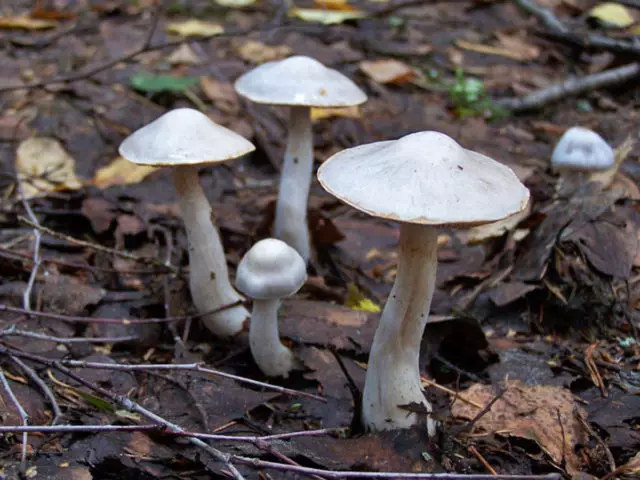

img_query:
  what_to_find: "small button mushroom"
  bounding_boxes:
[119,108,255,338]
[318,131,530,434]
[235,238,307,378]
[234,56,367,262]
[551,126,614,195]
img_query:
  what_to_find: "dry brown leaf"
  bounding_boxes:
[494,32,540,62]
[200,77,240,115]
[92,156,158,189]
[456,37,538,62]
[0,15,57,30]
[16,137,83,198]
[314,0,357,11]
[466,200,532,244]
[359,59,417,84]
[589,133,635,188]
[311,105,361,121]
[452,380,587,474]
[236,40,292,64]
[166,43,202,65]
[165,19,224,37]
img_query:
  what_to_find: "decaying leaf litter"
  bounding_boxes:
[0,0,638,477]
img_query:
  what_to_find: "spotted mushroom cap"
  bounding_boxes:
[234,56,367,108]
[236,238,307,300]
[119,108,255,167]
[317,131,530,227]
[551,126,614,172]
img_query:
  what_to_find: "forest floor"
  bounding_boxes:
[0,0,639,478]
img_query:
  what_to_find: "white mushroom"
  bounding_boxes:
[119,108,255,338]
[235,238,307,378]
[234,56,367,262]
[318,131,530,433]
[551,126,614,195]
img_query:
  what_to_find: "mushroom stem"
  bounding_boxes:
[273,105,313,262]
[362,223,438,434]
[173,165,248,337]
[249,299,296,378]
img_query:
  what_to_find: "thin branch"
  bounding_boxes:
[1,346,326,402]
[18,216,178,272]
[0,369,29,473]
[9,356,62,425]
[514,0,568,34]
[0,300,245,325]
[496,63,640,112]
[0,326,138,344]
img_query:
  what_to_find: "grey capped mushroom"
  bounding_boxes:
[236,238,307,378]
[234,56,367,262]
[119,108,255,338]
[318,131,530,434]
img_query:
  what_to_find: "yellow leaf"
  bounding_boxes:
[359,59,417,84]
[165,19,224,37]
[92,156,159,189]
[236,40,292,64]
[455,38,536,62]
[16,137,83,199]
[215,0,256,6]
[290,7,367,24]
[0,15,56,30]
[589,2,635,28]
[345,283,381,313]
[314,0,356,11]
[311,105,361,121]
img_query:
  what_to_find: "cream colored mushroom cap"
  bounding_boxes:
[234,56,367,107]
[317,131,530,227]
[119,108,255,167]
[551,126,614,172]
[236,238,307,300]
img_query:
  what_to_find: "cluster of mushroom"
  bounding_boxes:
[119,55,531,436]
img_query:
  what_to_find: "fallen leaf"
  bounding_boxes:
[81,198,117,234]
[359,59,417,84]
[314,0,357,11]
[487,281,539,307]
[130,72,199,93]
[0,15,57,30]
[589,133,635,188]
[345,283,381,313]
[452,381,587,474]
[290,7,368,24]
[494,32,540,62]
[165,19,224,37]
[455,38,537,62]
[215,0,256,6]
[311,105,361,121]
[466,201,532,244]
[236,40,292,64]
[92,156,159,189]
[589,2,635,28]
[166,43,202,65]
[200,77,241,115]
[15,137,83,198]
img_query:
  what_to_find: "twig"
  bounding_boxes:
[0,300,244,325]
[9,356,62,425]
[421,377,483,409]
[0,346,326,402]
[0,369,29,473]
[0,348,246,479]
[229,456,563,479]
[496,63,640,112]
[0,326,138,344]
[577,415,616,473]
[468,445,497,475]
[0,424,161,433]
[18,216,178,272]
[513,0,568,33]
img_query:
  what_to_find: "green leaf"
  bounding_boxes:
[76,390,115,412]
[130,72,199,93]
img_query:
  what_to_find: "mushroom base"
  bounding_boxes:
[173,166,249,337]
[249,299,298,378]
[362,223,437,435]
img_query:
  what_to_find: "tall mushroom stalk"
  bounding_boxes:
[173,166,248,337]
[273,106,314,262]
[234,56,367,262]
[362,224,438,432]
[118,108,255,338]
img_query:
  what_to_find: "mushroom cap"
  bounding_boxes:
[234,55,367,107]
[551,126,614,172]
[236,238,307,300]
[317,131,530,227]
[119,108,255,167]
